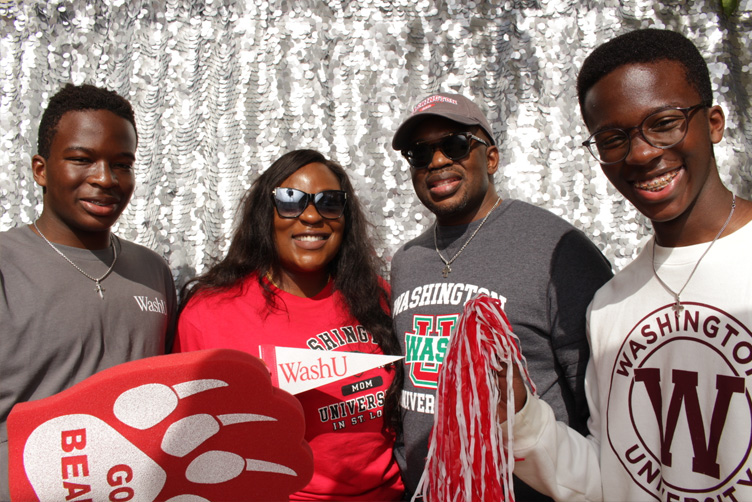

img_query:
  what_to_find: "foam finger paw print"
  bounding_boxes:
[115,381,296,485]
[8,350,313,501]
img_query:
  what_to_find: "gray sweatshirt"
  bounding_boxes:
[390,199,612,500]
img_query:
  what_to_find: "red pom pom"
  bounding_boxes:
[416,295,536,502]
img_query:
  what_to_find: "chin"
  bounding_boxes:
[289,262,330,275]
[427,198,467,219]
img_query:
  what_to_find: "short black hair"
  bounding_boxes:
[37,83,137,158]
[577,29,713,118]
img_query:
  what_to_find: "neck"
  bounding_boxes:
[269,269,331,298]
[653,186,735,247]
[437,191,502,226]
[33,214,112,250]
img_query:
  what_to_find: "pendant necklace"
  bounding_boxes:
[434,197,502,278]
[33,221,118,299]
[651,193,736,318]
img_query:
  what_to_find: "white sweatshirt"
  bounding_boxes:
[511,220,752,501]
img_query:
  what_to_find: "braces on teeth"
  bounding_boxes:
[635,171,678,191]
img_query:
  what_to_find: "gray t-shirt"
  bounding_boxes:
[0,225,176,500]
[390,199,613,500]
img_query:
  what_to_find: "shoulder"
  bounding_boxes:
[590,247,650,310]
[391,226,433,262]
[117,238,172,271]
[183,275,261,312]
[500,200,605,255]
[116,239,177,301]
[502,199,580,233]
[119,238,166,261]
[0,226,41,265]
[1,225,35,247]
[390,228,433,283]
[180,289,228,322]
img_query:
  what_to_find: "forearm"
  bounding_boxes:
[510,393,603,501]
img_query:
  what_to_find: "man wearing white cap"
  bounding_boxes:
[389,92,612,500]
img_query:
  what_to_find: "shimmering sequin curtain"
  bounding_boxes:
[2,0,751,287]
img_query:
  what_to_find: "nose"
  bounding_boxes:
[298,200,323,224]
[427,146,452,170]
[89,160,119,187]
[623,132,663,166]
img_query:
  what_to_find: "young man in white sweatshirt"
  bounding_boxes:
[504,28,752,501]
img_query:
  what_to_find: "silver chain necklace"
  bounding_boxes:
[434,197,502,278]
[33,221,119,299]
[651,193,736,318]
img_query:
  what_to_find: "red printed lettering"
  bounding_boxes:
[61,455,89,479]
[107,464,133,486]
[61,429,87,452]
[62,481,91,501]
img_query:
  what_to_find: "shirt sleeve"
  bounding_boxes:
[547,230,612,433]
[174,302,207,353]
[511,360,604,501]
[163,268,179,353]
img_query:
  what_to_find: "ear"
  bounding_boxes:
[486,145,499,176]
[31,155,48,188]
[707,105,725,144]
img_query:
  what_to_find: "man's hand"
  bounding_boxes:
[496,361,528,424]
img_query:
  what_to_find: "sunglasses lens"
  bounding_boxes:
[441,134,472,159]
[403,134,473,169]
[404,144,434,169]
[315,191,347,219]
[274,188,308,218]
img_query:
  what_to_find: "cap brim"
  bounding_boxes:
[391,112,482,150]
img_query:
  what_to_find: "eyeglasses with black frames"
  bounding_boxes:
[402,132,489,170]
[582,103,710,165]
[271,187,347,220]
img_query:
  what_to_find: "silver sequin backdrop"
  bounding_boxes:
[2,0,752,288]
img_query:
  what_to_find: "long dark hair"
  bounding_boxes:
[180,149,402,432]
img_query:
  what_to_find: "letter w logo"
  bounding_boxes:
[634,368,745,479]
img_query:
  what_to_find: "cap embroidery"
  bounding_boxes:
[413,95,458,114]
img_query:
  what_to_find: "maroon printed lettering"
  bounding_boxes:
[635,368,745,479]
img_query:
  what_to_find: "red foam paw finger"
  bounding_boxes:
[7,349,313,502]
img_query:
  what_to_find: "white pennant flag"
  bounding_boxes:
[259,345,403,395]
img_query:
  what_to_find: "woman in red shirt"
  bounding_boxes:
[175,149,404,500]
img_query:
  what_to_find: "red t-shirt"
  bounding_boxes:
[175,275,403,501]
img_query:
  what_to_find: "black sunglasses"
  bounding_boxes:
[402,132,489,169]
[272,187,347,220]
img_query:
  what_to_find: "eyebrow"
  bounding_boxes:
[413,130,472,145]
[592,103,689,133]
[62,146,136,160]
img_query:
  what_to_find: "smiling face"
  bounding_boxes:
[582,61,725,228]
[408,117,499,226]
[32,109,137,248]
[273,162,345,284]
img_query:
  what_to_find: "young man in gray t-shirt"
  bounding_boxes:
[0,84,176,500]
